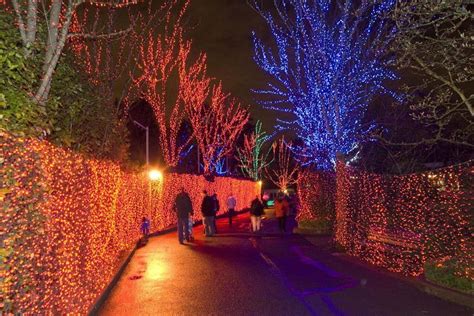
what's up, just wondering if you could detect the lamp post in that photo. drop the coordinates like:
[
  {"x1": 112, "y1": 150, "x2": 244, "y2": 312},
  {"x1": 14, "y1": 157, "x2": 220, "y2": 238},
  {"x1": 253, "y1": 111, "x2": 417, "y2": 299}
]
[{"x1": 133, "y1": 120, "x2": 149, "y2": 166}]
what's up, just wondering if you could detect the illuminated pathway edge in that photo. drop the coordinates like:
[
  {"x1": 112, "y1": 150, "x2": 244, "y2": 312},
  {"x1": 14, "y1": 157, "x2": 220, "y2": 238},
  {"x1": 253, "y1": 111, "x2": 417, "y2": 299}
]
[{"x1": 99, "y1": 212, "x2": 471, "y2": 316}]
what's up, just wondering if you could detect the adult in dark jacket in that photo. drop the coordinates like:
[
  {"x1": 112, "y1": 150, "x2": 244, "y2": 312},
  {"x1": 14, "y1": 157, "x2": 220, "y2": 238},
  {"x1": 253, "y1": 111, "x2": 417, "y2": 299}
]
[
  {"x1": 174, "y1": 187, "x2": 193, "y2": 244},
  {"x1": 250, "y1": 196, "x2": 265, "y2": 233},
  {"x1": 201, "y1": 190, "x2": 216, "y2": 236},
  {"x1": 212, "y1": 193, "x2": 220, "y2": 233}
]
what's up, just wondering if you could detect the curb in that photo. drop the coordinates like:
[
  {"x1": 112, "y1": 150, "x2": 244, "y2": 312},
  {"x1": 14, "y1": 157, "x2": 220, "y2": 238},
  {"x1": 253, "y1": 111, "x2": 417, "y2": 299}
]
[
  {"x1": 420, "y1": 280, "x2": 474, "y2": 309},
  {"x1": 300, "y1": 235, "x2": 474, "y2": 309},
  {"x1": 87, "y1": 242, "x2": 138, "y2": 316},
  {"x1": 293, "y1": 227, "x2": 332, "y2": 236}
]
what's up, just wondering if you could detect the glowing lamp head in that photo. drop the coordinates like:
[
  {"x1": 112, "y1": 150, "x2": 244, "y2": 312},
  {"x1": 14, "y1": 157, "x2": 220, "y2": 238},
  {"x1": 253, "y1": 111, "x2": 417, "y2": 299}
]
[
  {"x1": 258, "y1": 180, "x2": 262, "y2": 186},
  {"x1": 148, "y1": 169, "x2": 162, "y2": 181}
]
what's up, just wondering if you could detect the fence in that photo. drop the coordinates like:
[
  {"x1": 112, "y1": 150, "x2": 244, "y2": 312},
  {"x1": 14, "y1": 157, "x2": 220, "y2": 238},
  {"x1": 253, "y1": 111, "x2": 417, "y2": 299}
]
[
  {"x1": 0, "y1": 132, "x2": 258, "y2": 314},
  {"x1": 335, "y1": 160, "x2": 473, "y2": 277}
]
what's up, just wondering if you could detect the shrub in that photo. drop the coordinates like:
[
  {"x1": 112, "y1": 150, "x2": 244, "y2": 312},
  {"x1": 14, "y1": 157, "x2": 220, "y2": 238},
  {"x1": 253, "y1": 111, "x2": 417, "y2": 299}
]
[{"x1": 424, "y1": 258, "x2": 473, "y2": 295}]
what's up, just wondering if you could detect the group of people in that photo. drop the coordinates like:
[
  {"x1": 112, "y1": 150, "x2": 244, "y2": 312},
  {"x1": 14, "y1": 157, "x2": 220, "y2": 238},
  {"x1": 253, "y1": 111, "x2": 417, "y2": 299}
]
[
  {"x1": 173, "y1": 188, "x2": 239, "y2": 244},
  {"x1": 139, "y1": 188, "x2": 294, "y2": 244}
]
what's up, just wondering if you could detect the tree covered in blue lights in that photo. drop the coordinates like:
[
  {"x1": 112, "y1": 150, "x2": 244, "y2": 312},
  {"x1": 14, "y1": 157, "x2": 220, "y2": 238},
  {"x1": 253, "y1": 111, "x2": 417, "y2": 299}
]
[{"x1": 251, "y1": 0, "x2": 398, "y2": 170}]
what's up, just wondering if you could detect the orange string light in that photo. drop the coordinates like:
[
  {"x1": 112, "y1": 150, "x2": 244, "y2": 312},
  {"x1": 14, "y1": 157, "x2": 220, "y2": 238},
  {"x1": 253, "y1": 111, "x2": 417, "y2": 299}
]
[
  {"x1": 332, "y1": 160, "x2": 473, "y2": 277},
  {"x1": 1, "y1": 132, "x2": 259, "y2": 314}
]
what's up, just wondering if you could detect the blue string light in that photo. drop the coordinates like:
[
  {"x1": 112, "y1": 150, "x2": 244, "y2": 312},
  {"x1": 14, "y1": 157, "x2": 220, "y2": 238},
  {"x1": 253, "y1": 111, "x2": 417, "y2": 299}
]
[{"x1": 251, "y1": 0, "x2": 399, "y2": 170}]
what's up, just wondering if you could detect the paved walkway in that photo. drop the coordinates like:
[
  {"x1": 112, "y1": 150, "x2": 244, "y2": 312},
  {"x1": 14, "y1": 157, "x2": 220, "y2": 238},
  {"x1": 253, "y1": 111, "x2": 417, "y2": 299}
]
[{"x1": 99, "y1": 211, "x2": 472, "y2": 316}]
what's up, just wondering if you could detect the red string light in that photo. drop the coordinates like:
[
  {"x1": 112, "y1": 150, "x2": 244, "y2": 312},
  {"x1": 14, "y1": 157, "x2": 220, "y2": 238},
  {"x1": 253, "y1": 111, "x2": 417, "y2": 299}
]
[
  {"x1": 187, "y1": 82, "x2": 250, "y2": 174},
  {"x1": 296, "y1": 169, "x2": 335, "y2": 224},
  {"x1": 334, "y1": 160, "x2": 473, "y2": 277},
  {"x1": 127, "y1": 0, "x2": 202, "y2": 168},
  {"x1": 1, "y1": 132, "x2": 259, "y2": 314},
  {"x1": 266, "y1": 137, "x2": 299, "y2": 192}
]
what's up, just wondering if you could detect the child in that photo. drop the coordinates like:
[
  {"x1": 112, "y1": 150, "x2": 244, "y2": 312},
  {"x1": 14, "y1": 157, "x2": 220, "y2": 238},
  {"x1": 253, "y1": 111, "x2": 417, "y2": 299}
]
[{"x1": 140, "y1": 217, "x2": 150, "y2": 238}]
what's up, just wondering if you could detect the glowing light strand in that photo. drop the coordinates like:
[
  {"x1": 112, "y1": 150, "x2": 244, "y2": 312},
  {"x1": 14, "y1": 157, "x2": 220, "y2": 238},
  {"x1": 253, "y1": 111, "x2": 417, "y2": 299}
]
[
  {"x1": 237, "y1": 120, "x2": 273, "y2": 181},
  {"x1": 1, "y1": 132, "x2": 259, "y2": 314},
  {"x1": 265, "y1": 136, "x2": 300, "y2": 192},
  {"x1": 129, "y1": 0, "x2": 202, "y2": 167},
  {"x1": 334, "y1": 160, "x2": 473, "y2": 277},
  {"x1": 251, "y1": 0, "x2": 399, "y2": 170},
  {"x1": 187, "y1": 82, "x2": 250, "y2": 175}
]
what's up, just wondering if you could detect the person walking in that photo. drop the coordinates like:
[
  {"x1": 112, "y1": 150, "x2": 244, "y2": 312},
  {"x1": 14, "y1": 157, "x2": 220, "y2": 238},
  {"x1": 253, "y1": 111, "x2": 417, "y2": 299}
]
[
  {"x1": 250, "y1": 195, "x2": 264, "y2": 233},
  {"x1": 174, "y1": 187, "x2": 193, "y2": 244},
  {"x1": 227, "y1": 193, "x2": 237, "y2": 227},
  {"x1": 201, "y1": 190, "x2": 216, "y2": 236},
  {"x1": 274, "y1": 193, "x2": 289, "y2": 233},
  {"x1": 212, "y1": 193, "x2": 220, "y2": 233}
]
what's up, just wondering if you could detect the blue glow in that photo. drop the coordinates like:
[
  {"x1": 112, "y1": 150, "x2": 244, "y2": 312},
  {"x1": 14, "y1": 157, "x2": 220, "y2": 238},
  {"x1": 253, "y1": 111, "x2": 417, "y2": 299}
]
[
  {"x1": 251, "y1": 0, "x2": 399, "y2": 170},
  {"x1": 208, "y1": 146, "x2": 229, "y2": 175}
]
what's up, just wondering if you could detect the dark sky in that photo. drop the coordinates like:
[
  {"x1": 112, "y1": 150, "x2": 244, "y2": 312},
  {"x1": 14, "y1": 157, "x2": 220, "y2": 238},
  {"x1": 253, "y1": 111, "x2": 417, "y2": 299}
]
[{"x1": 185, "y1": 0, "x2": 278, "y2": 134}]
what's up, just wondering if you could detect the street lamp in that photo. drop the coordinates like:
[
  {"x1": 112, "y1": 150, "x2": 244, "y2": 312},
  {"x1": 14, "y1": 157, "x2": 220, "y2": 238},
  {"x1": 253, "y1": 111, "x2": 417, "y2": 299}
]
[
  {"x1": 148, "y1": 169, "x2": 163, "y2": 181},
  {"x1": 133, "y1": 120, "x2": 149, "y2": 166}
]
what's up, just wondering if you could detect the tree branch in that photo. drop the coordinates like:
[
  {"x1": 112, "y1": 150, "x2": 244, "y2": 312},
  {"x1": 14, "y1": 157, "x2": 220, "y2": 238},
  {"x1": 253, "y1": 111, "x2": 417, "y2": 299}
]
[
  {"x1": 11, "y1": 0, "x2": 27, "y2": 46},
  {"x1": 373, "y1": 134, "x2": 474, "y2": 148},
  {"x1": 410, "y1": 39, "x2": 473, "y2": 117},
  {"x1": 67, "y1": 26, "x2": 133, "y2": 40}
]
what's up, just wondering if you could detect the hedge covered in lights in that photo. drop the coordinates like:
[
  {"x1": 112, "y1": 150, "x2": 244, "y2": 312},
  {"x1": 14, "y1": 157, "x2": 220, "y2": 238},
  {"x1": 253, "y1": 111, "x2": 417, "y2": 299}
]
[
  {"x1": 334, "y1": 160, "x2": 473, "y2": 278},
  {"x1": 1, "y1": 132, "x2": 259, "y2": 314},
  {"x1": 296, "y1": 169, "x2": 335, "y2": 226}
]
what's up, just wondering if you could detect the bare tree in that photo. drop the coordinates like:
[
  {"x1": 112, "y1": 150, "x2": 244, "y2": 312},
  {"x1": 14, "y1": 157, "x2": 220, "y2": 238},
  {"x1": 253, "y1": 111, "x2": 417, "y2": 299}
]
[
  {"x1": 387, "y1": 0, "x2": 474, "y2": 148},
  {"x1": 266, "y1": 137, "x2": 300, "y2": 192}
]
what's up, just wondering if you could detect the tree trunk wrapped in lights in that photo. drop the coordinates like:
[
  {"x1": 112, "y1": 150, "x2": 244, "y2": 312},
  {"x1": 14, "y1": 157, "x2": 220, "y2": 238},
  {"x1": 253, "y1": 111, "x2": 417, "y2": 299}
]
[
  {"x1": 266, "y1": 137, "x2": 300, "y2": 192},
  {"x1": 129, "y1": 0, "x2": 209, "y2": 167},
  {"x1": 236, "y1": 120, "x2": 273, "y2": 181},
  {"x1": 187, "y1": 82, "x2": 249, "y2": 175}
]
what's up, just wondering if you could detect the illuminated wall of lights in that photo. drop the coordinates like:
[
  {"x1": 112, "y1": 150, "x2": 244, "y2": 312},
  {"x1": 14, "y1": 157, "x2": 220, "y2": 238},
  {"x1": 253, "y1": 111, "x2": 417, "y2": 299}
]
[
  {"x1": 296, "y1": 169, "x2": 335, "y2": 224},
  {"x1": 334, "y1": 160, "x2": 473, "y2": 277},
  {"x1": 1, "y1": 132, "x2": 259, "y2": 314}
]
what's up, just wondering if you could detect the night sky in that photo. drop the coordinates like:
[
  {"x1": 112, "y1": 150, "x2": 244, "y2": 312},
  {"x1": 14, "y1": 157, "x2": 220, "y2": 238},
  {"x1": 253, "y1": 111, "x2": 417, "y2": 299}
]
[{"x1": 185, "y1": 0, "x2": 278, "y2": 134}]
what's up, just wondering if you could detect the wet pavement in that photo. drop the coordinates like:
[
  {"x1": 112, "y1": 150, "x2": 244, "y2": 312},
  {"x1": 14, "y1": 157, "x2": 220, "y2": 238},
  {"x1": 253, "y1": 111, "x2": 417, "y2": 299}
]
[{"x1": 99, "y1": 211, "x2": 472, "y2": 316}]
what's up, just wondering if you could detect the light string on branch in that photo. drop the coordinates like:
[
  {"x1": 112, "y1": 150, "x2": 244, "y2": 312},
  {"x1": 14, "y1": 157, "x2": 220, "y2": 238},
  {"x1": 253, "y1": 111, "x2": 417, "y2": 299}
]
[
  {"x1": 266, "y1": 136, "x2": 300, "y2": 192},
  {"x1": 236, "y1": 120, "x2": 273, "y2": 181},
  {"x1": 251, "y1": 0, "x2": 399, "y2": 169},
  {"x1": 186, "y1": 82, "x2": 250, "y2": 175}
]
